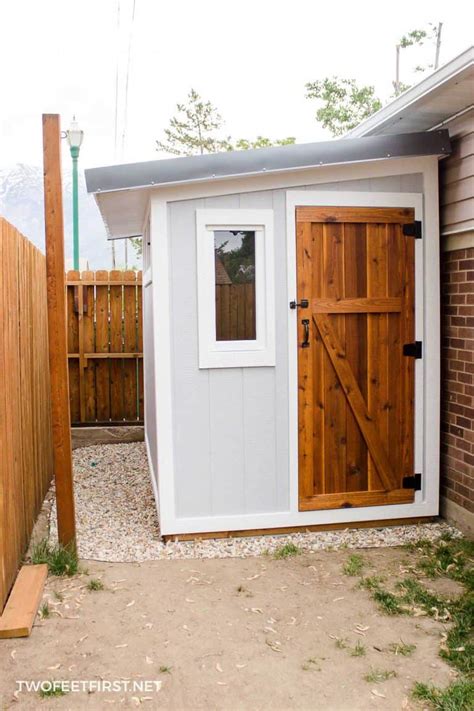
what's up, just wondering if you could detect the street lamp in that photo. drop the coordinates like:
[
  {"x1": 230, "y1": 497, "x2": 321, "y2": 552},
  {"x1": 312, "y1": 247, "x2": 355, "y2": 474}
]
[{"x1": 65, "y1": 117, "x2": 84, "y2": 270}]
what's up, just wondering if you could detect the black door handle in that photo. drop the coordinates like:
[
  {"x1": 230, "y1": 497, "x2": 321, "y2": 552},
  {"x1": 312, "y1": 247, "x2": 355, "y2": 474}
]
[{"x1": 301, "y1": 319, "x2": 310, "y2": 348}]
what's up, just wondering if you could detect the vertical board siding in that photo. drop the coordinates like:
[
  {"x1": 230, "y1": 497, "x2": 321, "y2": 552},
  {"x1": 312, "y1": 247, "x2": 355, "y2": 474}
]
[
  {"x1": 168, "y1": 175, "x2": 423, "y2": 520},
  {"x1": 66, "y1": 271, "x2": 143, "y2": 425},
  {"x1": 0, "y1": 218, "x2": 53, "y2": 610}
]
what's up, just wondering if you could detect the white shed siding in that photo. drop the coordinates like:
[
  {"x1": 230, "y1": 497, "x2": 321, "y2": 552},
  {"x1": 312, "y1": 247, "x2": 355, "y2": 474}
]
[{"x1": 167, "y1": 173, "x2": 423, "y2": 520}]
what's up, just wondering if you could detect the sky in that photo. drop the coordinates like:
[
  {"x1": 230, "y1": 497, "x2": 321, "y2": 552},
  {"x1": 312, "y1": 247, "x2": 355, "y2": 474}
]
[{"x1": 0, "y1": 0, "x2": 472, "y2": 173}]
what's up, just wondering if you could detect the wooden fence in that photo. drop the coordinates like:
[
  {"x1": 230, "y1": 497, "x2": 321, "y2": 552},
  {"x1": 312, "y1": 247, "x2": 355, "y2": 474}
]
[
  {"x1": 216, "y1": 283, "x2": 256, "y2": 341},
  {"x1": 67, "y1": 270, "x2": 143, "y2": 425},
  {"x1": 0, "y1": 218, "x2": 54, "y2": 610}
]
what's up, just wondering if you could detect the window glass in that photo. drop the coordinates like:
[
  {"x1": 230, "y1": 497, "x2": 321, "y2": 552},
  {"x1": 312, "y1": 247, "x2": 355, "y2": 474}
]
[{"x1": 214, "y1": 230, "x2": 256, "y2": 341}]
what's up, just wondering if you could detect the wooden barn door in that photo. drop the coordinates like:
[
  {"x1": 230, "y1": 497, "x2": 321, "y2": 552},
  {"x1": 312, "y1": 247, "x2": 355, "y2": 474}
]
[{"x1": 296, "y1": 206, "x2": 418, "y2": 511}]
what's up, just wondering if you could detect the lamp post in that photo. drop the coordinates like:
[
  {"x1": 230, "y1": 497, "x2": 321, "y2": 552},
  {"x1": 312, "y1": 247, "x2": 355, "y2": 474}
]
[{"x1": 65, "y1": 117, "x2": 84, "y2": 270}]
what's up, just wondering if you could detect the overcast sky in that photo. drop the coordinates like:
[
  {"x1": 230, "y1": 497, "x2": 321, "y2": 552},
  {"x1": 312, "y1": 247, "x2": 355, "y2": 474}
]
[{"x1": 0, "y1": 0, "x2": 472, "y2": 171}]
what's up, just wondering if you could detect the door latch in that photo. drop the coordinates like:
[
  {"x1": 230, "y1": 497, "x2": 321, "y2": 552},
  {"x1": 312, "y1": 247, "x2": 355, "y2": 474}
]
[
  {"x1": 290, "y1": 299, "x2": 309, "y2": 310},
  {"x1": 301, "y1": 319, "x2": 310, "y2": 348}
]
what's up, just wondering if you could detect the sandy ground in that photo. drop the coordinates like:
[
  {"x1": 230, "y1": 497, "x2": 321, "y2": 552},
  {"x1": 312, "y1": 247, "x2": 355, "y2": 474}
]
[{"x1": 0, "y1": 547, "x2": 458, "y2": 711}]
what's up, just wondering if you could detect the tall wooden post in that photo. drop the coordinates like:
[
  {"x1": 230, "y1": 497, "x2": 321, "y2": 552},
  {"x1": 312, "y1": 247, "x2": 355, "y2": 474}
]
[{"x1": 42, "y1": 114, "x2": 76, "y2": 548}]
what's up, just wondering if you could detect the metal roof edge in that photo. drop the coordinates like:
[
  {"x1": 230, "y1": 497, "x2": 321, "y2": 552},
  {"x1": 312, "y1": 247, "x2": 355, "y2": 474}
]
[
  {"x1": 85, "y1": 130, "x2": 451, "y2": 196},
  {"x1": 344, "y1": 46, "x2": 474, "y2": 139}
]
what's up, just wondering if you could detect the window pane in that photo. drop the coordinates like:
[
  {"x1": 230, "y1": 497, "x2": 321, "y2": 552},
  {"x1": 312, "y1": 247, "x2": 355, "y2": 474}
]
[{"x1": 214, "y1": 230, "x2": 256, "y2": 341}]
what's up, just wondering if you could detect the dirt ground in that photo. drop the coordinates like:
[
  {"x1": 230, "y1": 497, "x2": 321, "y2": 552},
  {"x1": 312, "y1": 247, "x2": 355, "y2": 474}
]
[{"x1": 0, "y1": 547, "x2": 458, "y2": 710}]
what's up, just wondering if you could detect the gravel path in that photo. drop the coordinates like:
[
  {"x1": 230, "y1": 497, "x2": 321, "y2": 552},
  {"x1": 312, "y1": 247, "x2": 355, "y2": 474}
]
[{"x1": 49, "y1": 442, "x2": 460, "y2": 562}]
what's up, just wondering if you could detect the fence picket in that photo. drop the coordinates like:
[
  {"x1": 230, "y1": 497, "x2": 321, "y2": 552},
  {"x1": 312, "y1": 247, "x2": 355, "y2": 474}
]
[
  {"x1": 66, "y1": 270, "x2": 143, "y2": 425},
  {"x1": 0, "y1": 218, "x2": 53, "y2": 611}
]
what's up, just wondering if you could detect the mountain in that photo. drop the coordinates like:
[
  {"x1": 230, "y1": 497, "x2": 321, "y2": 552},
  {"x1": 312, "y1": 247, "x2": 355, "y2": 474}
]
[{"x1": 0, "y1": 163, "x2": 139, "y2": 269}]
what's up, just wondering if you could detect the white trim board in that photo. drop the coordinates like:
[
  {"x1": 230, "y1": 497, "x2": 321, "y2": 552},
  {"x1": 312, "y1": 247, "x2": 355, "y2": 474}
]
[
  {"x1": 148, "y1": 158, "x2": 440, "y2": 536},
  {"x1": 195, "y1": 209, "x2": 276, "y2": 368}
]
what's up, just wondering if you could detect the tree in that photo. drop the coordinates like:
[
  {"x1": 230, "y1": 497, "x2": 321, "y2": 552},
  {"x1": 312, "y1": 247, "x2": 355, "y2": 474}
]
[
  {"x1": 156, "y1": 89, "x2": 296, "y2": 156},
  {"x1": 394, "y1": 23, "x2": 443, "y2": 96},
  {"x1": 225, "y1": 136, "x2": 296, "y2": 151},
  {"x1": 156, "y1": 88, "x2": 229, "y2": 156},
  {"x1": 305, "y1": 77, "x2": 382, "y2": 137}
]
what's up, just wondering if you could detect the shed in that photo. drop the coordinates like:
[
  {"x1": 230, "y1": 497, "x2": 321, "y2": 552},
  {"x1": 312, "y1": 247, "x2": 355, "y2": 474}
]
[{"x1": 86, "y1": 129, "x2": 451, "y2": 537}]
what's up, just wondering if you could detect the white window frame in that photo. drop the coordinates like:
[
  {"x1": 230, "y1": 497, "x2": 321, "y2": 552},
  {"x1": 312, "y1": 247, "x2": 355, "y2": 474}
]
[{"x1": 196, "y1": 209, "x2": 275, "y2": 368}]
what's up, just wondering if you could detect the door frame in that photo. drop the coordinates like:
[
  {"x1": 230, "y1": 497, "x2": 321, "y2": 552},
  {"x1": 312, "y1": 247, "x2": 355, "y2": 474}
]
[{"x1": 286, "y1": 190, "x2": 430, "y2": 519}]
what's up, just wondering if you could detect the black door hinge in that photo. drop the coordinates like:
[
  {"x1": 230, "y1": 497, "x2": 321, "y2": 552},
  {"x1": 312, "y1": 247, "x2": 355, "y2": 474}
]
[
  {"x1": 402, "y1": 473, "x2": 421, "y2": 491},
  {"x1": 403, "y1": 221, "x2": 422, "y2": 239},
  {"x1": 403, "y1": 341, "x2": 422, "y2": 359}
]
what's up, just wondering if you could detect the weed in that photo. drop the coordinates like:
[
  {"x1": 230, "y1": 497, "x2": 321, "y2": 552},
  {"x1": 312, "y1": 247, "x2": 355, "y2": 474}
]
[
  {"x1": 335, "y1": 638, "x2": 348, "y2": 650},
  {"x1": 274, "y1": 543, "x2": 302, "y2": 559},
  {"x1": 350, "y1": 641, "x2": 366, "y2": 657},
  {"x1": 53, "y1": 590, "x2": 64, "y2": 602},
  {"x1": 388, "y1": 641, "x2": 416, "y2": 657},
  {"x1": 86, "y1": 578, "x2": 104, "y2": 592},
  {"x1": 159, "y1": 666, "x2": 172, "y2": 674},
  {"x1": 38, "y1": 682, "x2": 67, "y2": 699},
  {"x1": 31, "y1": 539, "x2": 78, "y2": 577},
  {"x1": 373, "y1": 589, "x2": 405, "y2": 615},
  {"x1": 412, "y1": 678, "x2": 474, "y2": 711},
  {"x1": 363, "y1": 668, "x2": 397, "y2": 683},
  {"x1": 236, "y1": 584, "x2": 246, "y2": 593},
  {"x1": 343, "y1": 554, "x2": 365, "y2": 576},
  {"x1": 40, "y1": 602, "x2": 50, "y2": 619}
]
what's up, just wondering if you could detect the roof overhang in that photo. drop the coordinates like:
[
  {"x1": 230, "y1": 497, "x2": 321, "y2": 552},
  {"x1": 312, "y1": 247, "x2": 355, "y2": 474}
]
[
  {"x1": 86, "y1": 130, "x2": 450, "y2": 239},
  {"x1": 346, "y1": 46, "x2": 474, "y2": 138}
]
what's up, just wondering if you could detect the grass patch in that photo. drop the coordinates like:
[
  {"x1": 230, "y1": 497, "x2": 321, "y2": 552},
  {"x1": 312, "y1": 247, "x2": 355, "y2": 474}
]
[
  {"x1": 39, "y1": 602, "x2": 50, "y2": 619},
  {"x1": 410, "y1": 534, "x2": 474, "y2": 587},
  {"x1": 86, "y1": 578, "x2": 104, "y2": 592},
  {"x1": 359, "y1": 575, "x2": 385, "y2": 591},
  {"x1": 159, "y1": 666, "x2": 172, "y2": 674},
  {"x1": 31, "y1": 539, "x2": 78, "y2": 577},
  {"x1": 363, "y1": 668, "x2": 397, "y2": 683},
  {"x1": 372, "y1": 588, "x2": 405, "y2": 615},
  {"x1": 350, "y1": 641, "x2": 366, "y2": 657},
  {"x1": 38, "y1": 682, "x2": 67, "y2": 699},
  {"x1": 274, "y1": 543, "x2": 302, "y2": 559},
  {"x1": 412, "y1": 679, "x2": 474, "y2": 711},
  {"x1": 388, "y1": 641, "x2": 416, "y2": 657},
  {"x1": 343, "y1": 554, "x2": 365, "y2": 576},
  {"x1": 440, "y1": 593, "x2": 474, "y2": 674},
  {"x1": 395, "y1": 578, "x2": 447, "y2": 616}
]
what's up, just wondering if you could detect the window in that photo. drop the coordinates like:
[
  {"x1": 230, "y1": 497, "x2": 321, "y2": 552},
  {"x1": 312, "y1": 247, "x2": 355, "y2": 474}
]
[
  {"x1": 215, "y1": 230, "x2": 256, "y2": 341},
  {"x1": 196, "y1": 209, "x2": 275, "y2": 368}
]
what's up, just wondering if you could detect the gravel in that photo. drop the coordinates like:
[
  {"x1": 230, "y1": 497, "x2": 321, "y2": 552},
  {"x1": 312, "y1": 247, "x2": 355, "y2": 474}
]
[{"x1": 48, "y1": 442, "x2": 461, "y2": 562}]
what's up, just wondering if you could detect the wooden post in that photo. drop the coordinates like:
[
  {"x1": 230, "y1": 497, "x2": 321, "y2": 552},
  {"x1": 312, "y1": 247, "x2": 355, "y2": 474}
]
[{"x1": 42, "y1": 114, "x2": 76, "y2": 548}]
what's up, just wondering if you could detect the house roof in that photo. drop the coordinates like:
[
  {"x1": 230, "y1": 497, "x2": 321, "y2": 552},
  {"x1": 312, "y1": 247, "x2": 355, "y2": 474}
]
[
  {"x1": 346, "y1": 46, "x2": 474, "y2": 138},
  {"x1": 85, "y1": 130, "x2": 450, "y2": 239}
]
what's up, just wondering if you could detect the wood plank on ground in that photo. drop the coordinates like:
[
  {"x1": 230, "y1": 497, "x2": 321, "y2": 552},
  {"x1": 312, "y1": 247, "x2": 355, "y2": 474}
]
[{"x1": 0, "y1": 564, "x2": 47, "y2": 638}]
